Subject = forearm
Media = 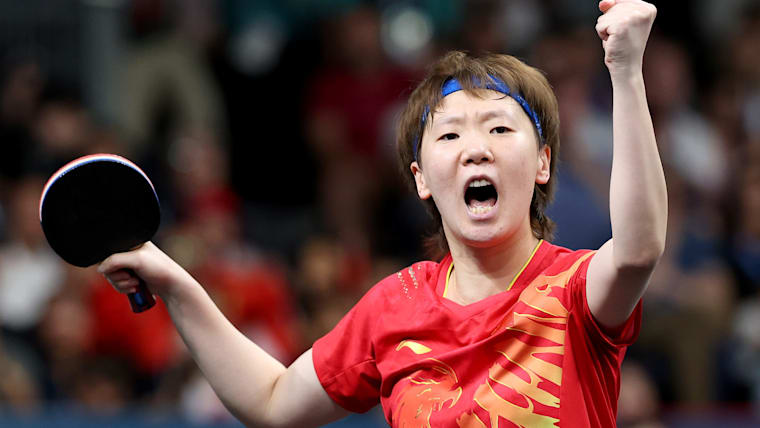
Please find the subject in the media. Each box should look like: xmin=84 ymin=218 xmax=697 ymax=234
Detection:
xmin=160 ymin=277 xmax=287 ymax=426
xmin=100 ymin=243 xmax=343 ymax=427
xmin=608 ymin=70 xmax=667 ymax=267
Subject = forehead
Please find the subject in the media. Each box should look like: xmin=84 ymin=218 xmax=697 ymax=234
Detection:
xmin=430 ymin=89 xmax=525 ymax=124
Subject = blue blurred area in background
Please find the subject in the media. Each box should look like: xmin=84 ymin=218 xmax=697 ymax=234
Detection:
xmin=0 ymin=405 xmax=389 ymax=427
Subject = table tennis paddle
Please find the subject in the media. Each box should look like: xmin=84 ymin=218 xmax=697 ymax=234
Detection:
xmin=39 ymin=154 xmax=160 ymax=313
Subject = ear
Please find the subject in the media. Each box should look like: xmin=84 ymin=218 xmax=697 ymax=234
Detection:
xmin=410 ymin=161 xmax=432 ymax=200
xmin=535 ymin=145 xmax=551 ymax=185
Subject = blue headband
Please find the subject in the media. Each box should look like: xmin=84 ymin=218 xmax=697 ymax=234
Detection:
xmin=413 ymin=75 xmax=544 ymax=161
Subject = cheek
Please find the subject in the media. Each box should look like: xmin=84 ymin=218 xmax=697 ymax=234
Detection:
xmin=427 ymin=170 xmax=457 ymax=205
xmin=422 ymin=171 xmax=461 ymax=215
xmin=504 ymin=157 xmax=536 ymax=187
xmin=421 ymin=150 xmax=458 ymax=192
xmin=497 ymin=157 xmax=541 ymax=208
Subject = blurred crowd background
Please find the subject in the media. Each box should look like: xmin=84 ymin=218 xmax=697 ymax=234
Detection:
xmin=0 ymin=0 xmax=758 ymax=426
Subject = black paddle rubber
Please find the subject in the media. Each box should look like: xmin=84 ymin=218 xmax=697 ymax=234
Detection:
xmin=40 ymin=154 xmax=160 ymax=312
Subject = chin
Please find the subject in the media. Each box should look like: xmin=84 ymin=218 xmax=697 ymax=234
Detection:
xmin=457 ymin=225 xmax=511 ymax=249
xmin=443 ymin=207 xmax=525 ymax=250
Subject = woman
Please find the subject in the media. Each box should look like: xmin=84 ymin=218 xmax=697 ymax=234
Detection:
xmin=99 ymin=0 xmax=664 ymax=426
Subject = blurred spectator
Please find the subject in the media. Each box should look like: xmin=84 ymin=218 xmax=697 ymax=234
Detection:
xmin=179 ymin=371 xmax=236 ymax=423
xmin=728 ymin=144 xmax=760 ymax=297
xmin=87 ymin=275 xmax=178 ymax=380
xmin=0 ymin=56 xmax=45 ymax=183
xmin=294 ymin=235 xmax=372 ymax=344
xmin=695 ymin=0 xmax=759 ymax=46
xmin=39 ymin=290 xmax=134 ymax=413
xmin=729 ymin=144 xmax=760 ymax=409
xmin=0 ymin=175 xmax=65 ymax=344
xmin=456 ymin=0 xmax=507 ymax=54
xmin=199 ymin=4 xmax=323 ymax=260
xmin=644 ymin=36 xmax=728 ymax=199
xmin=120 ymin=0 xmax=226 ymax=155
xmin=702 ymin=6 xmax=760 ymax=161
xmin=617 ymin=361 xmax=666 ymax=428
xmin=69 ymin=356 xmax=134 ymax=415
xmin=305 ymin=4 xmax=416 ymax=253
xmin=733 ymin=296 xmax=760 ymax=413
xmin=37 ymin=293 xmax=93 ymax=400
xmin=0 ymin=335 xmax=40 ymax=413
xmin=166 ymin=126 xmax=228 ymax=222
xmin=28 ymin=86 xmax=99 ymax=175
xmin=453 ymin=0 xmax=545 ymax=56
xmin=729 ymin=6 xmax=760 ymax=143
xmin=533 ymin=27 xmax=612 ymax=250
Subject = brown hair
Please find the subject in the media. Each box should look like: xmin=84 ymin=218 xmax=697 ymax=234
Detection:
xmin=396 ymin=51 xmax=560 ymax=259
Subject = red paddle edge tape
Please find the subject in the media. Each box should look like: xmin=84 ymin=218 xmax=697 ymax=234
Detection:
xmin=39 ymin=154 xmax=157 ymax=222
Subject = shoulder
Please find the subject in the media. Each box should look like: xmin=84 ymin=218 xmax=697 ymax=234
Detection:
xmin=315 ymin=260 xmax=443 ymax=343
xmin=538 ymin=242 xmax=596 ymax=277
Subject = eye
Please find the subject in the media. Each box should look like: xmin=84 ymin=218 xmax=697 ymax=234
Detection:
xmin=490 ymin=126 xmax=511 ymax=135
xmin=439 ymin=133 xmax=459 ymax=141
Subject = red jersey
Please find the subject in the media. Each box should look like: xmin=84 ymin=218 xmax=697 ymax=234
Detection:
xmin=312 ymin=241 xmax=642 ymax=427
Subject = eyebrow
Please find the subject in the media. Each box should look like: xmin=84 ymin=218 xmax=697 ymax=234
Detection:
xmin=433 ymin=115 xmax=463 ymax=127
xmin=477 ymin=109 xmax=512 ymax=122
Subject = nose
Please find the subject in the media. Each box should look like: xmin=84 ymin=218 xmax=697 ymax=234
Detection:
xmin=461 ymin=137 xmax=494 ymax=165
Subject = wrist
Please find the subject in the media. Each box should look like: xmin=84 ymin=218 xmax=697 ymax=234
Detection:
xmin=609 ymin=68 xmax=645 ymax=89
xmin=157 ymin=267 xmax=203 ymax=305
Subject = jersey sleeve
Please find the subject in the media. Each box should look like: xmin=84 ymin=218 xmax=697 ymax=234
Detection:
xmin=311 ymin=281 xmax=388 ymax=413
xmin=569 ymin=252 xmax=642 ymax=348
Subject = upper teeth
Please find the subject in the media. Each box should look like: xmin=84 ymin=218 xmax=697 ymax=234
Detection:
xmin=469 ymin=179 xmax=491 ymax=188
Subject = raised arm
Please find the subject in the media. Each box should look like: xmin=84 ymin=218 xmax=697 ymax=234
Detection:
xmin=98 ymin=242 xmax=349 ymax=427
xmin=586 ymin=0 xmax=667 ymax=328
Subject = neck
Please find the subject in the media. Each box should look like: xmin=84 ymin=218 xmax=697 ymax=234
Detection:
xmin=446 ymin=224 xmax=540 ymax=305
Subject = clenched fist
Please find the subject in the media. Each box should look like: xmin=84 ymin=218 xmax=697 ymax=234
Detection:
xmin=596 ymin=0 xmax=657 ymax=76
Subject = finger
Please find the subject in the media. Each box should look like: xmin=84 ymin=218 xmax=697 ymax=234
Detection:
xmin=117 ymin=285 xmax=139 ymax=295
xmin=596 ymin=19 xmax=610 ymax=41
xmin=105 ymin=274 xmax=140 ymax=294
xmin=106 ymin=269 xmax=133 ymax=282
xmin=599 ymin=0 xmax=615 ymax=13
xmin=98 ymin=250 xmax=139 ymax=275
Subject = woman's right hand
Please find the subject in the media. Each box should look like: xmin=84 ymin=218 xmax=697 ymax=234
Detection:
xmin=98 ymin=241 xmax=191 ymax=299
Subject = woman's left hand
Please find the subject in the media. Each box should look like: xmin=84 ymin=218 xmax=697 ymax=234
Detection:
xmin=596 ymin=0 xmax=657 ymax=76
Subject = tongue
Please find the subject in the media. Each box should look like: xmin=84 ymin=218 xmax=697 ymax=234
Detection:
xmin=468 ymin=197 xmax=496 ymax=208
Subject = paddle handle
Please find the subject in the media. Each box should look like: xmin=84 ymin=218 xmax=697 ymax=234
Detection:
xmin=127 ymin=270 xmax=156 ymax=313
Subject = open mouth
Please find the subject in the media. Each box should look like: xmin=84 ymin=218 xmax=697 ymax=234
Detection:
xmin=465 ymin=178 xmax=498 ymax=215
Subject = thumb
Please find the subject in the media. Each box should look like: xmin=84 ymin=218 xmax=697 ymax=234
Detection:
xmin=599 ymin=0 xmax=615 ymax=13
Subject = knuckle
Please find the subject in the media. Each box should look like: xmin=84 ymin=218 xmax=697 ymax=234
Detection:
xmin=133 ymin=251 xmax=145 ymax=270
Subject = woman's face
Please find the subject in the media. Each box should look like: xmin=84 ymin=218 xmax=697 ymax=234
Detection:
xmin=411 ymin=90 xmax=550 ymax=249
